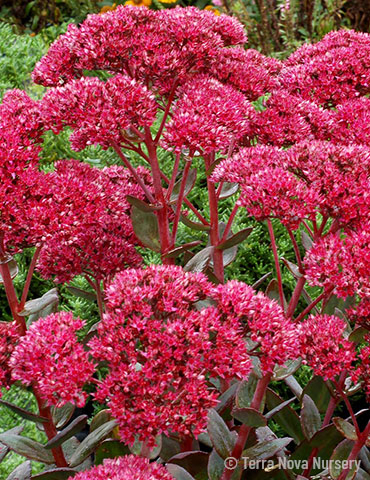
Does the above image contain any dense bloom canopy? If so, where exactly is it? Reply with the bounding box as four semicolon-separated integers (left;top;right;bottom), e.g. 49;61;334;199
10;312;95;407
67;455;175;480
89;265;251;445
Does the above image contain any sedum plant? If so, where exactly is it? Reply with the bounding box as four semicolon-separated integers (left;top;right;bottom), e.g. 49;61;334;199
0;6;369;480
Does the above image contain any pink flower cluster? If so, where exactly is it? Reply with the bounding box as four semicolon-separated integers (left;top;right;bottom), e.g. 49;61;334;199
163;75;255;154
40;75;157;151
88;265;251;445
67;455;175;480
213;141;370;229
280;30;370;107
0;322;20;395
10;312;95;407
37;160;149;283
213;280;299;373
298;315;356;381
305;227;370;299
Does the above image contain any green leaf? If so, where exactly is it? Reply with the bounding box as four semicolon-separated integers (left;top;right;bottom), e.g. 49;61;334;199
0;427;23;463
242;438;293;461
333;418;358;441
168;451;209;478
160;436;181;462
95;440;130;465
19;289;59;316
355;469;370;480
300;394;321;441
207;409;236;459
219;182;239;199
166;464;195;480
302;376;331;413
129;436;161;459
69;420;117;468
272;359;301;381
349;327;368;343
32;469;77;479
89;409;112;433
329;439;356;479
179;214;210;231
170;168;197;204
131;206;160;252
265;389;303;444
281;257;302;278
231;408;267;427
0;258;18;283
309;423;343;448
184;246;214;273
208;449;225;480
52;403;76;430
215;383;238;414
126;195;161;212
301;231;313;251
46;415;88;450
66;286;96;302
0;434;54;464
0;399;48;424
6;461;31;480
236;373;259;409
164;241;202;259
217;228;253;251
252;272;272;290
265;279;287;311
265;397;296;420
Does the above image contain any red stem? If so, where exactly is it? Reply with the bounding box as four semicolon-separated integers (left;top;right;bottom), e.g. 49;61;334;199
145;128;174;262
206;156;224;283
19;246;42;311
267;219;285;308
286;228;303;273
111;141;156;204
154;80;178;144
172;159;192;243
294;286;334;322
221;374;272;480
220;205;239;244
165;153;181;201
338;421;370;480
94;278;104;320
34;390;68;467
286;275;306;318
0;257;26;335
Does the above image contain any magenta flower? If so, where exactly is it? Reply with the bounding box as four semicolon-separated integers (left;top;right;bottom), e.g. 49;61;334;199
10;312;95;407
89;265;251;445
40;75;157;150
212;280;299;373
163;75;255;154
37;160;149;283
67;455;175;480
298;315;356;380
280;29;370;106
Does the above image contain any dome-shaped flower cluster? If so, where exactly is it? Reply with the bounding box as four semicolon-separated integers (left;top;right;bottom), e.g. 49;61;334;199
10;312;95;407
37;160;150;283
88;265;252;445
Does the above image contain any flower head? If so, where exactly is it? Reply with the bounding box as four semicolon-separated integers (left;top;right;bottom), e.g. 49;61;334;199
298;314;356;380
37;160;148;283
67;455;175;480
212;280;299;373
89;265;251;445
163;75;254;154
10;312;95;407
